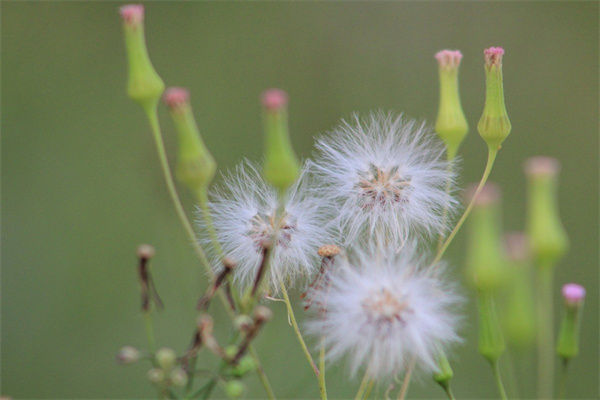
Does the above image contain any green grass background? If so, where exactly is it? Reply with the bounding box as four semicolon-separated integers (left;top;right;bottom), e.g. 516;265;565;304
2;2;598;399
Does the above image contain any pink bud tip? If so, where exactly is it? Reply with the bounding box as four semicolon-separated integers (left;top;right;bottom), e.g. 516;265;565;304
435;50;463;69
120;4;144;25
524;156;560;177
163;87;190;109
562;283;586;304
484;46;504;67
262;89;288;111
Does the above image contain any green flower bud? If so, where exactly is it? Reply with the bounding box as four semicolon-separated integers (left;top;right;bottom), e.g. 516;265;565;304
556;283;585;361
465;183;507;291
478;290;505;363
155;347;177;371
164;88;217;192
231;355;257;377
224;380;246;399
261;89;300;194
477;47;511;151
525;157;569;269
502;233;536;347
224;345;239;360
120;5;165;110
147;368;165;384
432;349;454;390
435;50;469;160
169;368;188;387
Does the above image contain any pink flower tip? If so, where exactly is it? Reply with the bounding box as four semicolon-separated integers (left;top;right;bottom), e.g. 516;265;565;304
262;89;288;111
163;87;190;109
562;283;586;304
524;156;560;177
120;4;144;25
435;50;463;69
484;46;504;67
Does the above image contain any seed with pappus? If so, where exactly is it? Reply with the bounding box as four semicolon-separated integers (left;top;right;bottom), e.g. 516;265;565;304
313;113;458;246
306;243;462;380
201;161;332;294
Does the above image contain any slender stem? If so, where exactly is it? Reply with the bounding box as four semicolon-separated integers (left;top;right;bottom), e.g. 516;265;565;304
319;337;328;400
364;379;375;399
143;311;157;354
280;280;319;377
558;359;569;399
196;188;224;259
397;357;416;400
249;345;277;400
491;360;508;400
434;148;497;264
436;161;455;253
536;266;554;399
354;369;371;400
144;107;213;275
184;354;198;399
143;106;275;399
443;386;456;400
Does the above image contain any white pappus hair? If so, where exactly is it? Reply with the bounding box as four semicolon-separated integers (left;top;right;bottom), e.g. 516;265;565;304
313;112;458;246
306;243;462;380
200;160;332;295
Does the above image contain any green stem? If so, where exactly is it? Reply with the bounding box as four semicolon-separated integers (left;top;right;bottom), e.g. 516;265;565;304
143;311;157;354
558;360;569;399
536;266;554;399
436;159;455;253
249;345;277;400
443;386;456;400
280;280;319;377
319;337;328;400
196;188;225;259
143;106;275;399
434;148;497;264
491;360;508;400
354;369;371;400
397;357;416;400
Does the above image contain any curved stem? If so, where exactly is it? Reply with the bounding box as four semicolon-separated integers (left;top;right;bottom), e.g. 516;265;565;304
319;337;328;400
397;357;416;400
434;148;497;264
280;280;319;377
536;266;554;399
491;360;508;400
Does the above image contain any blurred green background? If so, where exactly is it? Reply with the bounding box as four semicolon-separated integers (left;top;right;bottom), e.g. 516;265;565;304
2;2;598;399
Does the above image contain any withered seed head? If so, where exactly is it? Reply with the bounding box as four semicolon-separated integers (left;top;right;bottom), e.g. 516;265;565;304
318;244;341;258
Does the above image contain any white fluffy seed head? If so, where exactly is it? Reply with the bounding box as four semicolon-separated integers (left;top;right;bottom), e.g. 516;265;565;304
307;244;462;380
200;161;332;295
313;113;458;246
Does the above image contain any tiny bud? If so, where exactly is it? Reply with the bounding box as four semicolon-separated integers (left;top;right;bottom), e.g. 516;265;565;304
147;368;165;384
318;244;341;258
136;244;155;259
225;345;239;360
432;349;454;390
557;283;586;361
233;315;254;332
120;4;165;109
435;50;469;159
231;355;257;377
262;89;288;111
262;88;300;194
164;87;217;193
155;348;177;371
562;283;586;306
525;156;569;268
169;368;188;387
477;46;511;151
116;346;140;365
254;305;273;322
224;380;246;399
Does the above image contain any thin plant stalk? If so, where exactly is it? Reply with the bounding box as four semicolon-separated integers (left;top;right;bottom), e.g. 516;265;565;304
319;337;328;400
558;360;569;400
143;107;275;399
491;360;508;400
397;356;416;400
436;162;455;253
434;148;498;264
143;311;157;354
536;266;554;399
196;187;225;259
279;280;320;377
354;368;372;400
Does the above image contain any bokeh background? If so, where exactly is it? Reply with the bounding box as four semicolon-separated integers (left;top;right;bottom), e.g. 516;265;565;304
2;2;598;399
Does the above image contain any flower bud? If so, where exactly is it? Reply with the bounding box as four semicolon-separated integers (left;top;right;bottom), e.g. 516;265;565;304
155;347;177;371
477;47;511;151
432;349;454;391
164;88;217;192
435;50;468;160
478;291;505;363
224;380;246;399
501;233;536;347
120;5;164;110
116;346;140;365
231;355;257;377
261;89;300;194
169;368;188;387
147;368;165;384
556;283;585;361
233;315;254;333
524;157;569;268
465;183;507;291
